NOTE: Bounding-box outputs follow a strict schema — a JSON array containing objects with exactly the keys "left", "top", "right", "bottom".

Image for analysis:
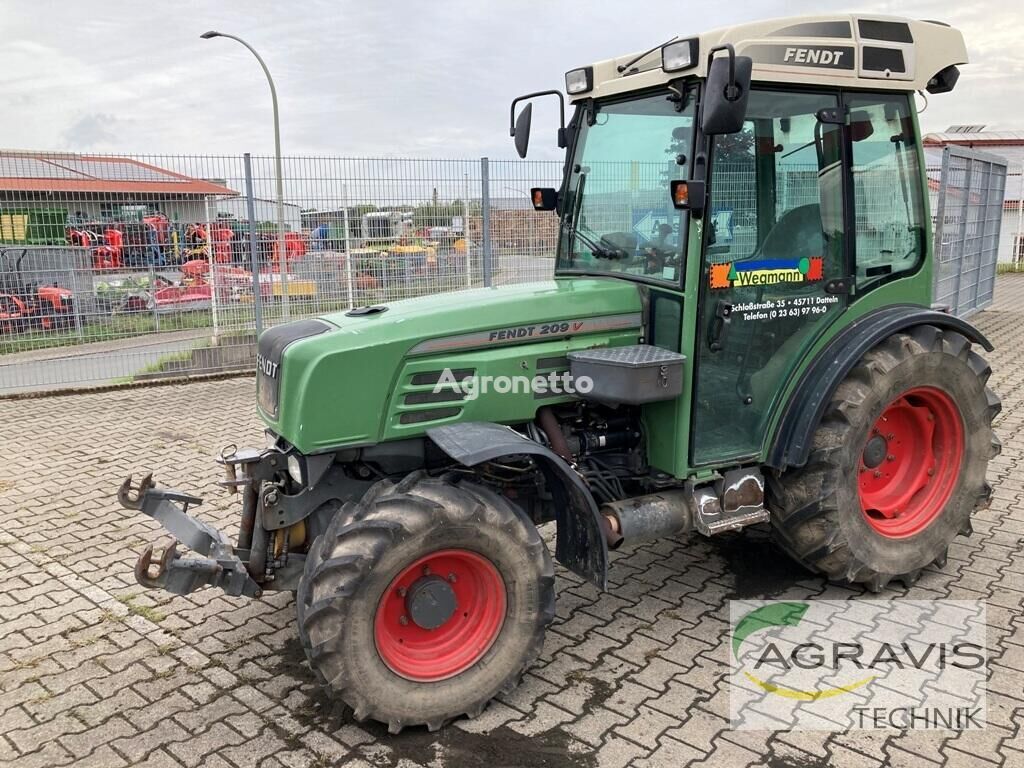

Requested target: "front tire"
[
  {"left": 768, "top": 325, "right": 1000, "bottom": 591},
  {"left": 297, "top": 472, "right": 555, "bottom": 732}
]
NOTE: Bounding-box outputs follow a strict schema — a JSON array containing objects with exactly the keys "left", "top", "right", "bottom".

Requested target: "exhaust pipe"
[{"left": 600, "top": 489, "right": 693, "bottom": 549}]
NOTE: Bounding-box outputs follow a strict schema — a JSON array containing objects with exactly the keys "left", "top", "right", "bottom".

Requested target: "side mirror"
[
  {"left": 530, "top": 187, "right": 558, "bottom": 211},
  {"left": 513, "top": 104, "right": 533, "bottom": 159},
  {"left": 670, "top": 180, "right": 705, "bottom": 217},
  {"left": 509, "top": 90, "right": 568, "bottom": 158},
  {"left": 701, "top": 45, "right": 752, "bottom": 136}
]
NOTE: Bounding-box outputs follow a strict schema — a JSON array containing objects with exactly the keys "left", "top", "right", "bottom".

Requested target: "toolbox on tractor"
[
  {"left": 567, "top": 344, "right": 685, "bottom": 404},
  {"left": 119, "top": 13, "right": 1000, "bottom": 734}
]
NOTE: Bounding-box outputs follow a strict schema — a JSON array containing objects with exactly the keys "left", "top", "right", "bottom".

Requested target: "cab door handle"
[{"left": 708, "top": 300, "right": 733, "bottom": 351}]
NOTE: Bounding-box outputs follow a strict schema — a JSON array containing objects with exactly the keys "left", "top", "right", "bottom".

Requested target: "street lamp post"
[{"left": 201, "top": 30, "right": 290, "bottom": 320}]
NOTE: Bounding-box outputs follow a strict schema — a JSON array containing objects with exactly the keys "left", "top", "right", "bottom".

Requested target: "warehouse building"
[{"left": 0, "top": 151, "right": 236, "bottom": 244}]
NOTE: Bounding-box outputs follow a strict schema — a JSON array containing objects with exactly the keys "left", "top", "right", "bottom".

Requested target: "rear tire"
[
  {"left": 768, "top": 325, "right": 1000, "bottom": 591},
  {"left": 296, "top": 472, "right": 555, "bottom": 733}
]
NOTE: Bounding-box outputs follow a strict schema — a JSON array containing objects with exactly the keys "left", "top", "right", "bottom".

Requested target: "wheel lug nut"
[
  {"left": 874, "top": 470, "right": 882, "bottom": 478},
  {"left": 422, "top": 565, "right": 431, "bottom": 576},
  {"left": 927, "top": 468, "right": 935, "bottom": 476},
  {"left": 887, "top": 433, "right": 895, "bottom": 440},
  {"left": 887, "top": 454, "right": 895, "bottom": 462},
  {"left": 447, "top": 573, "right": 457, "bottom": 583},
  {"left": 397, "top": 587, "right": 407, "bottom": 597},
  {"left": 399, "top": 615, "right": 409, "bottom": 626}
]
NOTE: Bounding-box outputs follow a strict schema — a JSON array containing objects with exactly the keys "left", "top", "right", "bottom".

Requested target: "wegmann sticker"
[{"left": 710, "top": 257, "right": 824, "bottom": 289}]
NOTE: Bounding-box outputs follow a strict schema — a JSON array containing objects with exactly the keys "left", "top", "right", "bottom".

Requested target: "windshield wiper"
[
  {"left": 617, "top": 36, "right": 678, "bottom": 75},
  {"left": 573, "top": 228, "right": 629, "bottom": 260}
]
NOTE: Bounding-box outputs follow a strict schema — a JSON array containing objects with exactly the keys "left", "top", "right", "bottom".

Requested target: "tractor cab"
[{"left": 512, "top": 14, "right": 963, "bottom": 474}]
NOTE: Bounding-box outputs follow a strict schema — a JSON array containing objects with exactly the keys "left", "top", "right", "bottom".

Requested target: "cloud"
[
  {"left": 2, "top": 0, "right": 1022, "bottom": 156},
  {"left": 62, "top": 113, "right": 121, "bottom": 148}
]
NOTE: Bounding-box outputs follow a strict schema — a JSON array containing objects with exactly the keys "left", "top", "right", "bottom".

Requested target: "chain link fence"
[{"left": 0, "top": 149, "right": 1008, "bottom": 393}]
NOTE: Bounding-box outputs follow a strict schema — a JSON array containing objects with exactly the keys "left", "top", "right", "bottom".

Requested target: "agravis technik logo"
[
  {"left": 732, "top": 602, "right": 875, "bottom": 701},
  {"left": 729, "top": 600, "right": 987, "bottom": 730}
]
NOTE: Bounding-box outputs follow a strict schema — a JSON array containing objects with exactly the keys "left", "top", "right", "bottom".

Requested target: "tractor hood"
[{"left": 258, "top": 278, "right": 644, "bottom": 453}]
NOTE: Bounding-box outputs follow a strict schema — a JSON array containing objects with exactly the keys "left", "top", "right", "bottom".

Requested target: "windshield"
[{"left": 557, "top": 87, "right": 697, "bottom": 284}]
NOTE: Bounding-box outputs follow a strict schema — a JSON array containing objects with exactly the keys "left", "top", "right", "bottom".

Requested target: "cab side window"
[{"left": 846, "top": 93, "right": 927, "bottom": 291}]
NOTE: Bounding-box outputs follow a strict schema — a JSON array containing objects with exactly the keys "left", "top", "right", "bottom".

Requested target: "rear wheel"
[
  {"left": 768, "top": 326, "right": 1000, "bottom": 590},
  {"left": 297, "top": 472, "right": 555, "bottom": 732}
]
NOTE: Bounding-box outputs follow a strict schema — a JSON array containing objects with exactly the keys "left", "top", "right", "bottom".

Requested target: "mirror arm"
[
  {"left": 706, "top": 44, "right": 740, "bottom": 101},
  {"left": 510, "top": 90, "right": 568, "bottom": 148}
]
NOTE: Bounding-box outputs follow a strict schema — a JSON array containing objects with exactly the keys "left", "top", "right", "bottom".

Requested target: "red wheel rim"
[
  {"left": 374, "top": 548, "right": 506, "bottom": 682},
  {"left": 858, "top": 386, "right": 964, "bottom": 538}
]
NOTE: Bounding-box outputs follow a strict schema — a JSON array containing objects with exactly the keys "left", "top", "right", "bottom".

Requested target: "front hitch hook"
[
  {"left": 118, "top": 473, "right": 155, "bottom": 510},
  {"left": 134, "top": 539, "right": 178, "bottom": 589}
]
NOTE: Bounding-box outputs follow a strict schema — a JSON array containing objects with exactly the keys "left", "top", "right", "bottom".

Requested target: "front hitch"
[{"left": 118, "top": 473, "right": 262, "bottom": 598}]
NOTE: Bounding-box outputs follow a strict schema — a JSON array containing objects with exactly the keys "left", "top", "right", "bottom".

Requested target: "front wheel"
[
  {"left": 297, "top": 472, "right": 555, "bottom": 733},
  {"left": 768, "top": 325, "right": 1000, "bottom": 591}
]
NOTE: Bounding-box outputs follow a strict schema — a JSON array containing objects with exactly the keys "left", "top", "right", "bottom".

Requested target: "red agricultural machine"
[{"left": 0, "top": 248, "right": 74, "bottom": 333}]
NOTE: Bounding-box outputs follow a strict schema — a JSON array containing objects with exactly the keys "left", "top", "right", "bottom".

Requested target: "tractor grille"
[{"left": 394, "top": 368, "right": 475, "bottom": 427}]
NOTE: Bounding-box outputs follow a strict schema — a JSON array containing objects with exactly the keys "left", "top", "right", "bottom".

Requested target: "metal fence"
[
  {"left": 931, "top": 146, "right": 1008, "bottom": 317},
  {"left": 0, "top": 153, "right": 562, "bottom": 392},
  {"left": 0, "top": 149, "right": 1007, "bottom": 393}
]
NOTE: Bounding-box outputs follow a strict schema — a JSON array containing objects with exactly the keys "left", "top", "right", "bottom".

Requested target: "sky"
[{"left": 2, "top": 0, "right": 1023, "bottom": 162}]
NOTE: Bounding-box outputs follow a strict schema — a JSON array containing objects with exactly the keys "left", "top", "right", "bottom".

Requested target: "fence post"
[
  {"left": 342, "top": 184, "right": 354, "bottom": 309},
  {"left": 1017, "top": 170, "right": 1024, "bottom": 266},
  {"left": 203, "top": 198, "right": 220, "bottom": 342},
  {"left": 480, "top": 157, "right": 492, "bottom": 287},
  {"left": 463, "top": 172, "right": 471, "bottom": 288},
  {"left": 243, "top": 153, "right": 264, "bottom": 337},
  {"left": 149, "top": 264, "right": 160, "bottom": 332}
]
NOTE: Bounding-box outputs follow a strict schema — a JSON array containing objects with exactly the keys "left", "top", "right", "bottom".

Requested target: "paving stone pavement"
[{"left": 2, "top": 276, "right": 1024, "bottom": 767}]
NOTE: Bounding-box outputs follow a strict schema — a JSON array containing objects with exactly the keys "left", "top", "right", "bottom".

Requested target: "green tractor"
[{"left": 120, "top": 14, "right": 999, "bottom": 732}]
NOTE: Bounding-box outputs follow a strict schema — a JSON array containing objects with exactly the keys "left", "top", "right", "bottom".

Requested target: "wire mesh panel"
[
  {"left": 0, "top": 151, "right": 568, "bottom": 393},
  {"left": 932, "top": 146, "right": 1007, "bottom": 317},
  {"left": 486, "top": 159, "right": 563, "bottom": 285},
  {"left": 0, "top": 145, "right": 1009, "bottom": 393}
]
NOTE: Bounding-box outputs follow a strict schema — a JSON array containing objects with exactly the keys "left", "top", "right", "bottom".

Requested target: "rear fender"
[
  {"left": 768, "top": 305, "right": 993, "bottom": 471},
  {"left": 427, "top": 422, "right": 608, "bottom": 590}
]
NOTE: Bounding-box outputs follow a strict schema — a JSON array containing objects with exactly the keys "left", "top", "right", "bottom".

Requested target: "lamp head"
[{"left": 200, "top": 31, "right": 221, "bottom": 39}]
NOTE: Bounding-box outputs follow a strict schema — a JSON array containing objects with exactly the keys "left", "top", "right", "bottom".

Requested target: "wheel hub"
[
  {"left": 858, "top": 386, "right": 964, "bottom": 538},
  {"left": 405, "top": 575, "right": 457, "bottom": 630},
  {"left": 374, "top": 548, "right": 507, "bottom": 682},
  {"left": 862, "top": 434, "right": 888, "bottom": 469}
]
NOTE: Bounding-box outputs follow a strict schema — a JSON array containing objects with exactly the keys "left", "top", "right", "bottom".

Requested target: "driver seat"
[{"left": 753, "top": 203, "right": 824, "bottom": 262}]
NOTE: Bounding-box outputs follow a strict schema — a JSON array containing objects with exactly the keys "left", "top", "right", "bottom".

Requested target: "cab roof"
[{"left": 572, "top": 14, "right": 966, "bottom": 102}]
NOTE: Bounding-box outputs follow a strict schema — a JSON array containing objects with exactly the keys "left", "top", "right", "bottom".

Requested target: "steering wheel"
[{"left": 642, "top": 243, "right": 678, "bottom": 274}]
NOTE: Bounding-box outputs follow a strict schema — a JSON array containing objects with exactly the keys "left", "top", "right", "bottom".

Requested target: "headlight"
[
  {"left": 662, "top": 38, "right": 698, "bottom": 72},
  {"left": 287, "top": 454, "right": 304, "bottom": 485},
  {"left": 565, "top": 67, "right": 593, "bottom": 95}
]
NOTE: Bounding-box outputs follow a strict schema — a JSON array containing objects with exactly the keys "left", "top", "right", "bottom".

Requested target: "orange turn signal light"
[
  {"left": 530, "top": 187, "right": 558, "bottom": 211},
  {"left": 669, "top": 179, "right": 705, "bottom": 211},
  {"left": 673, "top": 182, "right": 690, "bottom": 207}
]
